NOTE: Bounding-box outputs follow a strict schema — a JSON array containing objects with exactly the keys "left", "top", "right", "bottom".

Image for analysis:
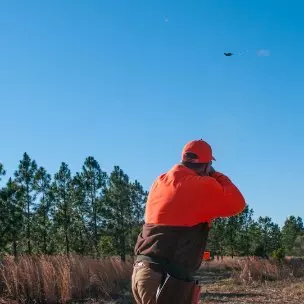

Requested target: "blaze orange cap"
[{"left": 182, "top": 139, "right": 215, "bottom": 163}]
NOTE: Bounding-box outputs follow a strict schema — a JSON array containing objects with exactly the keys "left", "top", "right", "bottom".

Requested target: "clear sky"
[{"left": 1, "top": 0, "right": 303, "bottom": 226}]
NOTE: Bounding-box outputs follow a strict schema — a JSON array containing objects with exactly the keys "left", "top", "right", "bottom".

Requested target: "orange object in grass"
[{"left": 202, "top": 251, "right": 211, "bottom": 261}]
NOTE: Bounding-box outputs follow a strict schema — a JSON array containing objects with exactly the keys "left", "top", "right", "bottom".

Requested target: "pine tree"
[
  {"left": 296, "top": 217, "right": 304, "bottom": 231},
  {"left": 81, "top": 157, "right": 107, "bottom": 257},
  {"left": 225, "top": 216, "right": 242, "bottom": 258},
  {"left": 70, "top": 173, "right": 94, "bottom": 255},
  {"left": 208, "top": 218, "right": 227, "bottom": 259},
  {"left": 0, "top": 178, "right": 24, "bottom": 256},
  {"left": 33, "top": 167, "right": 52, "bottom": 253},
  {"left": 130, "top": 180, "right": 147, "bottom": 226},
  {"left": 103, "top": 166, "right": 132, "bottom": 262},
  {"left": 128, "top": 180, "right": 147, "bottom": 254},
  {"left": 235, "top": 206, "right": 255, "bottom": 256},
  {"left": 254, "top": 216, "right": 281, "bottom": 257},
  {"left": 52, "top": 162, "right": 73, "bottom": 255},
  {"left": 14, "top": 153, "right": 38, "bottom": 254},
  {"left": 293, "top": 235, "right": 304, "bottom": 256},
  {"left": 0, "top": 163, "right": 5, "bottom": 182},
  {"left": 0, "top": 180, "right": 12, "bottom": 253},
  {"left": 282, "top": 216, "right": 304, "bottom": 255}
]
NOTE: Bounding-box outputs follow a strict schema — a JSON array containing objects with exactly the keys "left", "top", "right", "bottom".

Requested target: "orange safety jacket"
[
  {"left": 145, "top": 165, "right": 245, "bottom": 226},
  {"left": 135, "top": 164, "right": 245, "bottom": 276}
]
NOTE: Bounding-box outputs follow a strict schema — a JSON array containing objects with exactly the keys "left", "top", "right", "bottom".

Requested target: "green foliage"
[
  {"left": 282, "top": 216, "right": 304, "bottom": 255},
  {"left": 99, "top": 235, "right": 117, "bottom": 256},
  {"left": 0, "top": 178, "right": 24, "bottom": 256},
  {"left": 256, "top": 216, "right": 282, "bottom": 257},
  {"left": 293, "top": 235, "right": 304, "bottom": 256},
  {"left": 0, "top": 155, "right": 147, "bottom": 260},
  {"left": 1, "top": 155, "right": 303, "bottom": 261},
  {"left": 225, "top": 215, "right": 242, "bottom": 257},
  {"left": 271, "top": 247, "right": 285, "bottom": 261},
  {"left": 33, "top": 167, "right": 52, "bottom": 254},
  {"left": 235, "top": 206, "right": 254, "bottom": 256},
  {"left": 14, "top": 153, "right": 38, "bottom": 254},
  {"left": 208, "top": 211, "right": 286, "bottom": 258},
  {"left": 207, "top": 218, "right": 227, "bottom": 257},
  {"left": 52, "top": 162, "right": 74, "bottom": 254},
  {"left": 81, "top": 157, "right": 107, "bottom": 256},
  {"left": 0, "top": 163, "right": 5, "bottom": 182},
  {"left": 103, "top": 166, "right": 132, "bottom": 261}
]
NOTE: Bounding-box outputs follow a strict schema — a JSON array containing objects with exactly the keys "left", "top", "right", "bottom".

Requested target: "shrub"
[{"left": 272, "top": 248, "right": 285, "bottom": 261}]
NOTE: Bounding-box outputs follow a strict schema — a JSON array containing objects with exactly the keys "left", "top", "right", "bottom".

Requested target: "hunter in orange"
[{"left": 132, "top": 139, "right": 246, "bottom": 304}]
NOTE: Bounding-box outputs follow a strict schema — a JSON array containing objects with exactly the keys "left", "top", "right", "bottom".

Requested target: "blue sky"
[{"left": 1, "top": 0, "right": 303, "bottom": 226}]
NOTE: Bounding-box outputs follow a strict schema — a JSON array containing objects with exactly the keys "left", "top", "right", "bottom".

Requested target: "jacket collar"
[{"left": 172, "top": 164, "right": 197, "bottom": 175}]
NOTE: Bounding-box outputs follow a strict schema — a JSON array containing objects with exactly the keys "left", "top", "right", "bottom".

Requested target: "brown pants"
[{"left": 132, "top": 261, "right": 163, "bottom": 304}]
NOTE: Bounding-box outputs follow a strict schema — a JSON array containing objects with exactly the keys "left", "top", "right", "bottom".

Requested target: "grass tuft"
[{"left": 0, "top": 255, "right": 132, "bottom": 303}]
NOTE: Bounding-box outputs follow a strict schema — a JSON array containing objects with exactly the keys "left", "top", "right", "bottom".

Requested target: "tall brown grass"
[
  {"left": 237, "top": 257, "right": 304, "bottom": 283},
  {"left": 0, "top": 255, "right": 132, "bottom": 303},
  {"left": 201, "top": 256, "right": 304, "bottom": 283}
]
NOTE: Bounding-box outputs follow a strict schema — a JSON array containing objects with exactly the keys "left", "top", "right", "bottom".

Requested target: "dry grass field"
[
  {"left": 0, "top": 255, "right": 303, "bottom": 303},
  {"left": 199, "top": 257, "right": 304, "bottom": 304},
  {"left": 0, "top": 255, "right": 132, "bottom": 303}
]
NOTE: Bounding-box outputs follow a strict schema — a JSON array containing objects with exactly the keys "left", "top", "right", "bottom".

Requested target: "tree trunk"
[
  {"left": 120, "top": 233, "right": 126, "bottom": 262},
  {"left": 65, "top": 230, "right": 69, "bottom": 255},
  {"left": 93, "top": 200, "right": 98, "bottom": 257},
  {"left": 94, "top": 212, "right": 98, "bottom": 256},
  {"left": 27, "top": 185, "right": 31, "bottom": 255},
  {"left": 43, "top": 219, "right": 47, "bottom": 253},
  {"left": 64, "top": 196, "right": 69, "bottom": 255},
  {"left": 231, "top": 245, "right": 234, "bottom": 258},
  {"left": 13, "top": 240, "right": 17, "bottom": 258},
  {"left": 230, "top": 228, "right": 234, "bottom": 259},
  {"left": 43, "top": 195, "right": 47, "bottom": 254},
  {"left": 92, "top": 182, "right": 99, "bottom": 258},
  {"left": 245, "top": 230, "right": 250, "bottom": 256},
  {"left": 80, "top": 229, "right": 84, "bottom": 255}
]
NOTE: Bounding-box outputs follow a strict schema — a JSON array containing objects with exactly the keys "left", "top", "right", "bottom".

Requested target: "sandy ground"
[
  {"left": 74, "top": 268, "right": 304, "bottom": 304},
  {"left": 198, "top": 269, "right": 304, "bottom": 304}
]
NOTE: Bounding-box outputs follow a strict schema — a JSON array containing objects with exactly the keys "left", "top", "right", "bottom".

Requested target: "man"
[{"left": 132, "top": 139, "right": 245, "bottom": 304}]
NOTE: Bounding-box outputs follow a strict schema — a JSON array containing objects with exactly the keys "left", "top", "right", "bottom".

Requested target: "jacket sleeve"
[{"left": 196, "top": 172, "right": 246, "bottom": 219}]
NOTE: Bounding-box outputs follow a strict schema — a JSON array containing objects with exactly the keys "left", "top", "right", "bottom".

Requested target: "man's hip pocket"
[{"left": 156, "top": 275, "right": 201, "bottom": 304}]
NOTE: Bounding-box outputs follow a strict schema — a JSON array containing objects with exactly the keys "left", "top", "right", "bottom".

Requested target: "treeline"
[
  {"left": 0, "top": 154, "right": 147, "bottom": 261},
  {"left": 0, "top": 156, "right": 303, "bottom": 261},
  {"left": 207, "top": 207, "right": 304, "bottom": 258}
]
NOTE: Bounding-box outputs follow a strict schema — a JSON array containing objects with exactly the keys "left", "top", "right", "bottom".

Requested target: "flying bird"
[{"left": 224, "top": 49, "right": 270, "bottom": 57}]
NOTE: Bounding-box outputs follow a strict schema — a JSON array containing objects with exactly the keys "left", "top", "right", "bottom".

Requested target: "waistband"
[{"left": 135, "top": 255, "right": 195, "bottom": 282}]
